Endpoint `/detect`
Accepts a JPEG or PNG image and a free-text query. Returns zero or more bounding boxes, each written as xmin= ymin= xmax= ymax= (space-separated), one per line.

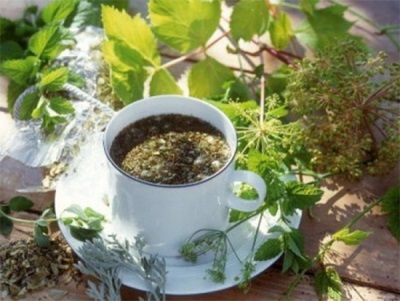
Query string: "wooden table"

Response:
xmin=1 ymin=1 xmax=400 ymax=300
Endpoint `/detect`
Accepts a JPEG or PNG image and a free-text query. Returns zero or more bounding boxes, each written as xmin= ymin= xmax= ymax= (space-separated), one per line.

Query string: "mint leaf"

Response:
xmin=150 ymin=68 xmax=182 ymax=96
xmin=40 ymin=67 xmax=69 ymax=91
xmin=49 ymin=97 xmax=74 ymax=115
xmin=254 ymin=238 xmax=283 ymax=261
xmin=102 ymin=5 xmax=160 ymax=66
xmin=332 ymin=227 xmax=371 ymax=245
xmin=41 ymin=0 xmax=79 ymax=24
xmin=9 ymin=196 xmax=34 ymax=212
xmin=28 ymin=23 xmax=66 ymax=60
xmin=269 ymin=11 xmax=293 ymax=50
xmin=230 ymin=0 xmax=269 ymax=41
xmin=315 ymin=266 xmax=342 ymax=301
xmin=381 ymin=186 xmax=400 ymax=240
xmin=0 ymin=56 xmax=37 ymax=85
xmin=188 ymin=56 xmax=235 ymax=98
xmin=149 ymin=0 xmax=221 ymax=53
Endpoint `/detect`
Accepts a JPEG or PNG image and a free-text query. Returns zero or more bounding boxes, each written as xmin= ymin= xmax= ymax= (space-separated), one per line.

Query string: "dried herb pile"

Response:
xmin=0 ymin=236 xmax=78 ymax=298
xmin=111 ymin=114 xmax=231 ymax=184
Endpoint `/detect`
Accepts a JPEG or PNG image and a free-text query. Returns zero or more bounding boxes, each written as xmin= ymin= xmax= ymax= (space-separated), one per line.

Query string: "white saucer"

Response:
xmin=55 ymin=134 xmax=301 ymax=295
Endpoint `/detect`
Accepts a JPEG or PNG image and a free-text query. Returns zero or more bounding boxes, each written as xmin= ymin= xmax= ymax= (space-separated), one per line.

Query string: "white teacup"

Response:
xmin=103 ymin=95 xmax=267 ymax=259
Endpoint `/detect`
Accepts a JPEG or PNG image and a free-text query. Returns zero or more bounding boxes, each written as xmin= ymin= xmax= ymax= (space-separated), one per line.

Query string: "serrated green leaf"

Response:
xmin=282 ymin=249 xmax=294 ymax=273
xmin=40 ymin=67 xmax=69 ymax=91
xmin=49 ymin=97 xmax=74 ymax=115
xmin=269 ymin=11 xmax=293 ymax=50
xmin=381 ymin=186 xmax=400 ymax=240
xmin=297 ymin=4 xmax=354 ymax=49
xmin=9 ymin=196 xmax=34 ymax=211
xmin=150 ymin=68 xmax=182 ymax=96
xmin=285 ymin=180 xmax=323 ymax=210
xmin=0 ymin=56 xmax=37 ymax=85
xmin=102 ymin=40 xmax=144 ymax=72
xmin=102 ymin=5 xmax=160 ymax=66
xmin=28 ymin=23 xmax=66 ymax=60
xmin=229 ymin=209 xmax=253 ymax=223
xmin=315 ymin=266 xmax=342 ymax=301
xmin=110 ymin=67 xmax=147 ymax=104
xmin=19 ymin=90 xmax=40 ymax=120
xmin=0 ymin=216 xmax=13 ymax=236
xmin=332 ymin=227 xmax=371 ymax=245
xmin=149 ymin=0 xmax=221 ymax=53
xmin=67 ymin=70 xmax=85 ymax=88
xmin=188 ymin=56 xmax=235 ymax=98
xmin=254 ymin=238 xmax=283 ymax=261
xmin=230 ymin=0 xmax=270 ymax=42
xmin=41 ymin=0 xmax=79 ymax=24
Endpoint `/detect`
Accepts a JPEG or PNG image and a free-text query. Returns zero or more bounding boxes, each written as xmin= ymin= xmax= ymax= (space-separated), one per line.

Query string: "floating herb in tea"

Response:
xmin=110 ymin=114 xmax=231 ymax=184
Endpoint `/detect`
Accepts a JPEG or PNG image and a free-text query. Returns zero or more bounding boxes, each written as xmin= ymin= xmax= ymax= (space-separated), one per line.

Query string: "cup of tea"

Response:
xmin=103 ymin=95 xmax=267 ymax=259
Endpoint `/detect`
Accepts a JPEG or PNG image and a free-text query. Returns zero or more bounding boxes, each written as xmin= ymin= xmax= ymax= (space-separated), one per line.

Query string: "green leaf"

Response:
xmin=110 ymin=68 xmax=147 ymax=104
xmin=0 ymin=56 xmax=37 ymax=85
xmin=49 ymin=97 xmax=74 ymax=115
xmin=6 ymin=81 xmax=27 ymax=114
xmin=299 ymin=0 xmax=319 ymax=15
xmin=0 ymin=17 xmax=14 ymax=37
xmin=83 ymin=207 xmax=105 ymax=220
xmin=230 ymin=0 xmax=270 ymax=42
xmin=102 ymin=5 xmax=160 ymax=66
xmin=381 ymin=186 xmax=400 ymax=240
xmin=41 ymin=0 xmax=79 ymax=24
xmin=28 ymin=23 xmax=66 ymax=60
xmin=34 ymin=223 xmax=50 ymax=247
xmin=297 ymin=4 xmax=354 ymax=49
xmin=315 ymin=266 xmax=342 ymax=301
xmin=285 ymin=180 xmax=323 ymax=210
xmin=63 ymin=204 xmax=87 ymax=220
xmin=31 ymin=96 xmax=47 ymax=119
xmin=0 ymin=41 xmax=24 ymax=62
xmin=69 ymin=226 xmax=100 ymax=241
xmin=19 ymin=91 xmax=40 ymax=120
xmin=149 ymin=0 xmax=221 ymax=53
xmin=102 ymin=40 xmax=144 ymax=72
xmin=40 ymin=67 xmax=69 ymax=91
xmin=0 ymin=216 xmax=13 ymax=236
xmin=9 ymin=196 xmax=34 ymax=212
xmin=332 ymin=227 xmax=371 ymax=245
xmin=269 ymin=11 xmax=293 ymax=50
xmin=188 ymin=56 xmax=235 ymax=98
xmin=254 ymin=238 xmax=283 ymax=261
xmin=67 ymin=71 xmax=85 ymax=88
xmin=149 ymin=68 xmax=182 ymax=96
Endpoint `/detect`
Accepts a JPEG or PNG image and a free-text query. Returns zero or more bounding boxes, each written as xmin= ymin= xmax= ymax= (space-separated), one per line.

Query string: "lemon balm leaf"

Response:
xmin=230 ymin=0 xmax=270 ymax=42
xmin=149 ymin=0 xmax=221 ymax=53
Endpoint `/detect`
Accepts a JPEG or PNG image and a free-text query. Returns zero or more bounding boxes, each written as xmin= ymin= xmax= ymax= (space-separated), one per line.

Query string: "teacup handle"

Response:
xmin=226 ymin=170 xmax=267 ymax=212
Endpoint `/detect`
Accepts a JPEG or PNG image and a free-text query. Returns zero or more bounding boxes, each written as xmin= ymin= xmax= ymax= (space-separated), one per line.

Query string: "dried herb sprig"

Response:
xmin=76 ymin=234 xmax=166 ymax=301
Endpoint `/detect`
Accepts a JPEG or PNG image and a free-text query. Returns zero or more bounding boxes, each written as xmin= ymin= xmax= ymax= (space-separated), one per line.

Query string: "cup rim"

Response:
xmin=103 ymin=95 xmax=237 ymax=188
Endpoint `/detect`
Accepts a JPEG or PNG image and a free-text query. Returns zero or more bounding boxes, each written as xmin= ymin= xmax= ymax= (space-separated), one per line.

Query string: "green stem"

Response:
xmin=285 ymin=193 xmax=384 ymax=299
xmin=0 ymin=209 xmax=57 ymax=224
